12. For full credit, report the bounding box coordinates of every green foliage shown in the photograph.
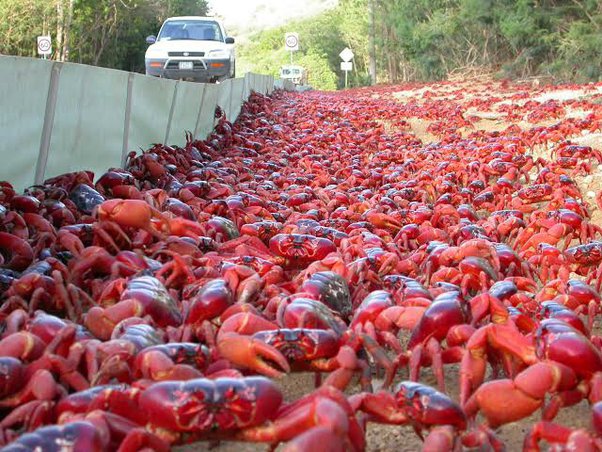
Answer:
[373,0,602,82]
[166,0,208,17]
[1,0,600,86]
[297,51,338,90]
[0,0,55,57]
[70,0,208,70]
[551,20,602,82]
[237,0,365,90]
[0,0,207,71]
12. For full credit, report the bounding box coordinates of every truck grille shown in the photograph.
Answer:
[165,61,206,70]
[168,52,205,57]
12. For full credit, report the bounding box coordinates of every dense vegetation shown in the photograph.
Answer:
[1,0,600,89]
[377,0,602,84]
[237,0,369,91]
[239,0,602,89]
[0,0,208,72]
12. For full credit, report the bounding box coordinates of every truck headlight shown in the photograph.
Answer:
[145,45,166,59]
[207,49,229,59]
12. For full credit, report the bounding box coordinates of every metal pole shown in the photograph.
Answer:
[290,51,293,65]
[345,70,348,89]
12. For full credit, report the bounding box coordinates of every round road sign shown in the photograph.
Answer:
[285,35,297,47]
[285,33,299,52]
[37,36,52,55]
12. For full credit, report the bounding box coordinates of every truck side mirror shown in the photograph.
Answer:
[146,35,157,44]
[225,37,235,44]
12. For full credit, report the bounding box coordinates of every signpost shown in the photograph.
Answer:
[37,36,52,59]
[339,47,354,89]
[285,32,299,65]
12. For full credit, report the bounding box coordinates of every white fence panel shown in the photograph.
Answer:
[217,79,233,120]
[0,53,275,190]
[0,57,52,191]
[243,73,252,100]
[230,78,245,122]
[45,63,128,182]
[128,74,177,156]
[167,81,205,146]
[250,73,258,92]
[195,83,220,139]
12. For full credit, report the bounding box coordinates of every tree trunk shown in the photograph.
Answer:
[368,0,376,85]
[93,1,119,66]
[56,0,64,60]
[62,0,74,61]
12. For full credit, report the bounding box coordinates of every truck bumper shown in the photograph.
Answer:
[145,59,231,82]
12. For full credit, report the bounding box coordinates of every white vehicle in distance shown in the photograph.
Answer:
[145,16,235,83]
[280,65,307,85]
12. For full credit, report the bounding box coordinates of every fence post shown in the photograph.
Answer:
[164,80,180,145]
[121,72,135,167]
[35,62,63,185]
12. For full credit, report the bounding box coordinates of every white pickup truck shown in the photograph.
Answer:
[145,16,235,83]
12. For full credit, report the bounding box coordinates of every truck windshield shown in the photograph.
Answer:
[158,20,223,42]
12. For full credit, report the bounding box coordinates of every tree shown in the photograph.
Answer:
[297,51,338,90]
[1,0,600,83]
[0,0,207,71]
[0,0,56,57]
[237,1,371,90]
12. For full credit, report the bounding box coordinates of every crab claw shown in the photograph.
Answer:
[364,210,402,232]
[217,332,290,378]
[96,199,168,236]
